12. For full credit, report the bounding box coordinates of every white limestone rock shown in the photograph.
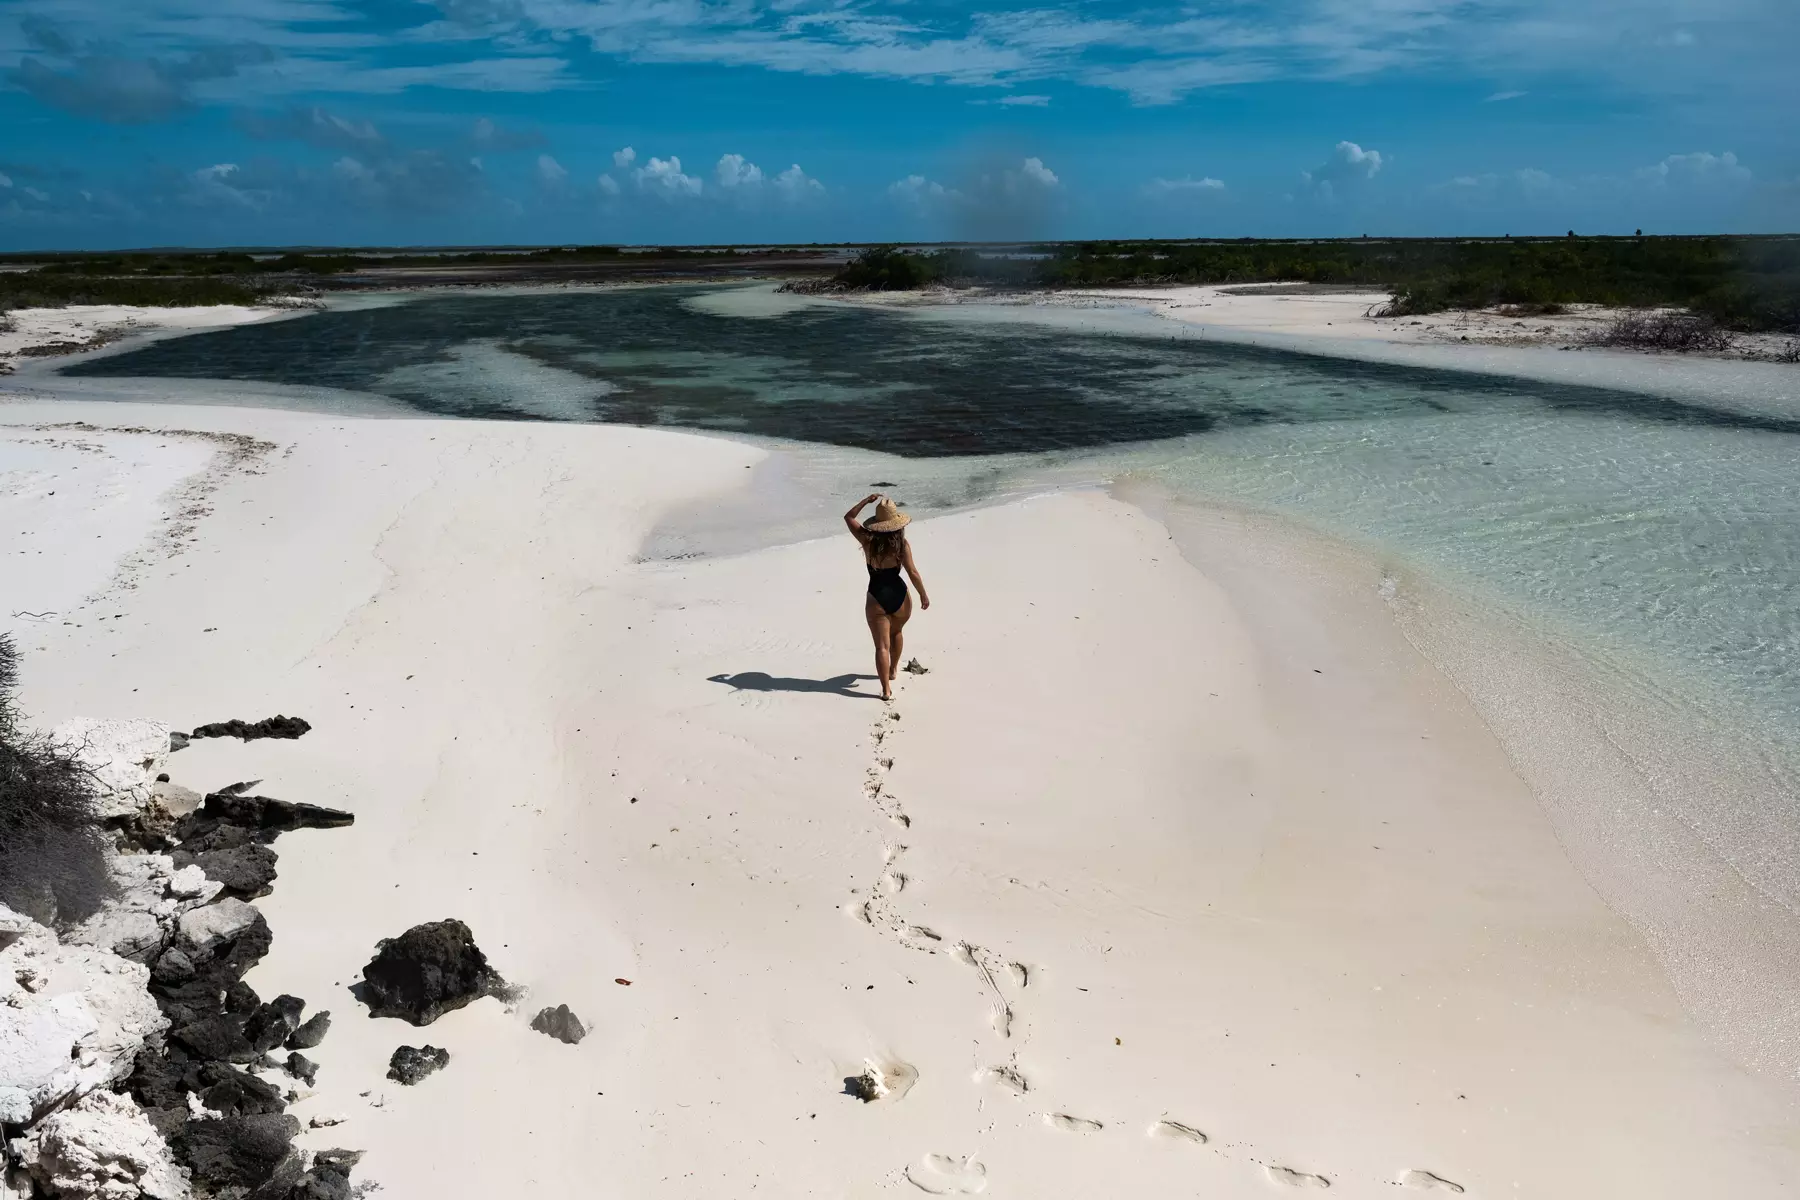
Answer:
[11,1088,192,1200]
[165,867,218,903]
[45,719,172,821]
[175,899,259,958]
[66,854,218,963]
[0,934,165,1123]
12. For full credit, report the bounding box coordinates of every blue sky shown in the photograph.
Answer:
[1,0,1795,248]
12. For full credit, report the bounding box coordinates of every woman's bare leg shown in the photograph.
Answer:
[888,598,911,677]
[866,599,894,699]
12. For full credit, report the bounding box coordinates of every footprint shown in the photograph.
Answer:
[905,1154,988,1195]
[979,1065,1028,1094]
[1042,1113,1104,1133]
[880,871,908,895]
[1398,1170,1464,1193]
[1266,1165,1331,1189]
[1007,962,1030,988]
[989,1005,1013,1038]
[1149,1119,1207,1144]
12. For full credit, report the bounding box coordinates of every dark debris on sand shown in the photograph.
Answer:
[190,715,313,742]
[386,1045,450,1086]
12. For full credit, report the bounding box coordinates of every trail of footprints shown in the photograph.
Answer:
[856,686,1465,1197]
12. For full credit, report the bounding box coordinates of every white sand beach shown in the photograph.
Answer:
[5,385,1799,1198]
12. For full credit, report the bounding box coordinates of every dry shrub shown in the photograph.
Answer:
[1582,310,1738,353]
[0,634,113,925]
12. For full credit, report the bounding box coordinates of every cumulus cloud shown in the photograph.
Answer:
[613,146,637,169]
[0,173,11,189]
[1636,150,1751,187]
[1016,156,1059,189]
[536,154,569,186]
[1302,140,1383,200]
[597,174,621,196]
[715,153,764,188]
[1484,90,1527,103]
[889,173,961,213]
[636,154,703,197]
[773,164,824,199]
[185,162,271,210]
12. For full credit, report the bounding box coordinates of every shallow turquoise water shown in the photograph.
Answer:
[66,286,1800,774]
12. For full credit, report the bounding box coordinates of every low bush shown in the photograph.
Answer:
[1581,311,1738,353]
[0,634,112,925]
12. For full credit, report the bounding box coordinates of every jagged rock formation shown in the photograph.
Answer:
[359,920,503,1027]
[528,1005,587,1046]
[385,1046,448,1087]
[10,1088,191,1200]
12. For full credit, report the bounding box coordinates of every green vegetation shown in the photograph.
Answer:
[0,243,753,312]
[832,236,1800,334]
[0,272,274,310]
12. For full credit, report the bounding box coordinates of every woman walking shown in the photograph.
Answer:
[845,493,930,701]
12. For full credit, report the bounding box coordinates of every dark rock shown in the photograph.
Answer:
[129,1045,199,1113]
[199,1062,287,1117]
[152,979,230,1028]
[387,1045,449,1086]
[225,980,264,1015]
[285,1011,331,1051]
[242,997,303,1055]
[173,1013,258,1063]
[189,715,313,741]
[289,1150,362,1200]
[170,1113,301,1191]
[146,1105,190,1138]
[170,731,191,752]
[529,1004,587,1045]
[201,790,354,833]
[152,947,196,986]
[360,919,502,1026]
[284,1052,318,1087]
[844,1069,883,1102]
[187,843,280,897]
[172,819,261,856]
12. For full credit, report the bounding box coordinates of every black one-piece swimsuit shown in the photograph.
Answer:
[867,562,908,615]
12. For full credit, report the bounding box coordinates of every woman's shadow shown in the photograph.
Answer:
[708,671,880,699]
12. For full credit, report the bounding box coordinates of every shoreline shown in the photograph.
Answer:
[4,395,1799,1196]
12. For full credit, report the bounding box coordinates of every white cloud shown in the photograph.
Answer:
[1146,176,1226,196]
[612,146,636,169]
[1484,90,1526,102]
[1637,150,1751,187]
[636,154,702,197]
[971,93,1052,106]
[597,173,620,196]
[187,161,268,209]
[1302,140,1383,200]
[0,173,11,189]
[773,163,824,199]
[715,153,764,188]
[536,153,568,185]
[1017,156,1059,189]
[889,173,960,212]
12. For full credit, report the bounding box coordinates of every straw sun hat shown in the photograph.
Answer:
[865,497,911,532]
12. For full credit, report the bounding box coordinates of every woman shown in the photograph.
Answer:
[845,493,930,701]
